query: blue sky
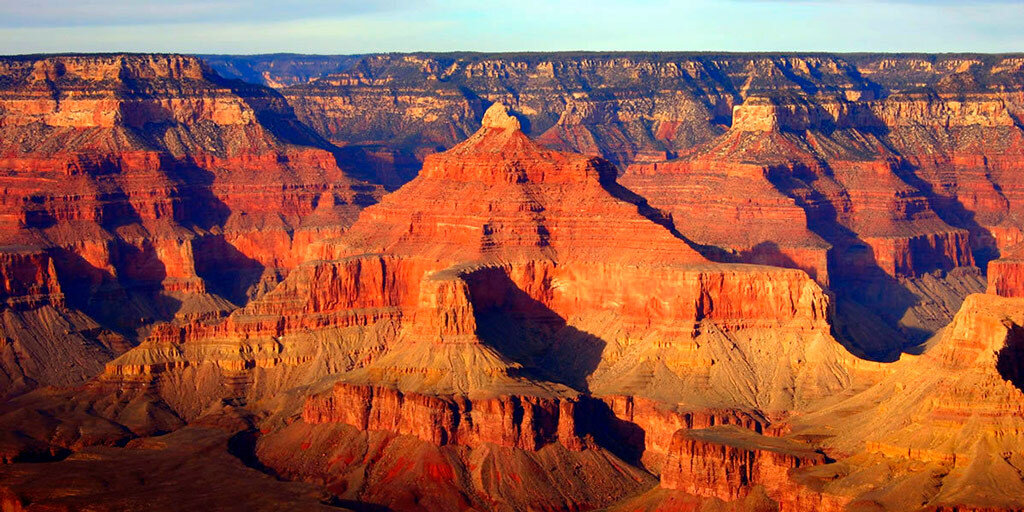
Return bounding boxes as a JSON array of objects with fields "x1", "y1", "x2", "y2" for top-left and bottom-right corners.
[{"x1": 0, "y1": 0, "x2": 1021, "y2": 54}]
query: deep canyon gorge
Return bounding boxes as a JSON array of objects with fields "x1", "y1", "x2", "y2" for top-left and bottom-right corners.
[{"x1": 0, "y1": 52, "x2": 1023, "y2": 510}]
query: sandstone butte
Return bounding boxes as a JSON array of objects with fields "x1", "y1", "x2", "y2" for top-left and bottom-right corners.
[
  {"x1": 1, "y1": 53, "x2": 1024, "y2": 512},
  {"x1": 253, "y1": 53, "x2": 1024, "y2": 359}
]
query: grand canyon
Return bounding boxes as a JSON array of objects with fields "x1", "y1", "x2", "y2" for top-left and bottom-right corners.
[{"x1": 0, "y1": 51, "x2": 1023, "y2": 511}]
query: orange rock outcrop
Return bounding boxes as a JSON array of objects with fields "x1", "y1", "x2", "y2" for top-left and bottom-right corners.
[
  {"x1": 0, "y1": 54, "x2": 380, "y2": 396},
  {"x1": 7, "y1": 52, "x2": 1024, "y2": 511},
  {"x1": 78, "y1": 103, "x2": 856, "y2": 512},
  {"x1": 660, "y1": 426, "x2": 843, "y2": 510},
  {"x1": 783, "y1": 292, "x2": 1024, "y2": 510},
  {"x1": 987, "y1": 243, "x2": 1024, "y2": 298}
]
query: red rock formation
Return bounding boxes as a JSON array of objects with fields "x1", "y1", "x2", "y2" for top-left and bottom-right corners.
[
  {"x1": 0, "y1": 247, "x2": 128, "y2": 398},
  {"x1": 7, "y1": 52, "x2": 1024, "y2": 512},
  {"x1": 0, "y1": 248, "x2": 62, "y2": 308},
  {"x1": 0, "y1": 54, "x2": 380, "y2": 395},
  {"x1": 987, "y1": 243, "x2": 1024, "y2": 298},
  {"x1": 660, "y1": 425, "x2": 842, "y2": 511},
  {"x1": 621, "y1": 93, "x2": 994, "y2": 357},
  {"x1": 623, "y1": 95, "x2": 975, "y2": 284},
  {"x1": 303, "y1": 383, "x2": 584, "y2": 451},
  {"x1": 263, "y1": 53, "x2": 1022, "y2": 356},
  {"x1": 256, "y1": 420, "x2": 656, "y2": 512},
  {"x1": 623, "y1": 158, "x2": 831, "y2": 284},
  {"x1": 114, "y1": 103, "x2": 839, "y2": 402},
  {"x1": 72, "y1": 103, "x2": 857, "y2": 512},
  {"x1": 599, "y1": 395, "x2": 768, "y2": 472},
  {"x1": 786, "y1": 293, "x2": 1024, "y2": 510}
]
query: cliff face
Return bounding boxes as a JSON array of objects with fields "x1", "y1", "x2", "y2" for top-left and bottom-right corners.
[
  {"x1": 267, "y1": 54, "x2": 881, "y2": 168},
  {"x1": 240, "y1": 54, "x2": 1024, "y2": 218},
  {"x1": 199, "y1": 52, "x2": 1024, "y2": 356},
  {"x1": 622, "y1": 94, "x2": 988, "y2": 356},
  {"x1": 302, "y1": 383, "x2": 585, "y2": 451},
  {"x1": 0, "y1": 247, "x2": 128, "y2": 398},
  {"x1": 782, "y1": 292, "x2": 1024, "y2": 511},
  {"x1": 98, "y1": 104, "x2": 846, "y2": 406},
  {"x1": 256, "y1": 420, "x2": 656, "y2": 512},
  {"x1": 0, "y1": 54, "x2": 380, "y2": 396},
  {"x1": 5, "y1": 52, "x2": 1024, "y2": 511},
  {"x1": 200, "y1": 54, "x2": 363, "y2": 88},
  {"x1": 988, "y1": 243, "x2": 1024, "y2": 298},
  {"x1": 56, "y1": 103, "x2": 861, "y2": 511},
  {"x1": 660, "y1": 426, "x2": 843, "y2": 510}
]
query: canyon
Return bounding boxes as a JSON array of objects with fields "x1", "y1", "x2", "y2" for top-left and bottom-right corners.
[{"x1": 0, "y1": 52, "x2": 1023, "y2": 511}]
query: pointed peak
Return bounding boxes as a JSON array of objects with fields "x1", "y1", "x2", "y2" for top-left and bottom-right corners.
[{"x1": 481, "y1": 103, "x2": 522, "y2": 131}]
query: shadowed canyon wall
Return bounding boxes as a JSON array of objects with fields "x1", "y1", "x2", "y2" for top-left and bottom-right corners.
[
  {"x1": 1, "y1": 52, "x2": 1024, "y2": 511},
  {"x1": 0, "y1": 54, "x2": 381, "y2": 397}
]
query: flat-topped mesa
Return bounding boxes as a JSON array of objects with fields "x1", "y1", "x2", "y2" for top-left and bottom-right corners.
[
  {"x1": 661, "y1": 425, "x2": 835, "y2": 506},
  {"x1": 987, "y1": 243, "x2": 1024, "y2": 298},
  {"x1": 0, "y1": 54, "x2": 239, "y2": 129},
  {"x1": 600, "y1": 395, "x2": 770, "y2": 473},
  {"x1": 731, "y1": 96, "x2": 835, "y2": 132},
  {"x1": 302, "y1": 382, "x2": 584, "y2": 451}
]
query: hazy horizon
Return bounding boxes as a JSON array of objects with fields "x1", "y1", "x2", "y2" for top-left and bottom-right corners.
[{"x1": 1, "y1": 0, "x2": 1022, "y2": 55}]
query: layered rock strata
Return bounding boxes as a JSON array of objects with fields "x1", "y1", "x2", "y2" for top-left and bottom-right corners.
[
  {"x1": 0, "y1": 54, "x2": 380, "y2": 396},
  {"x1": 0, "y1": 247, "x2": 127, "y2": 398},
  {"x1": 8, "y1": 51, "x2": 1024, "y2": 510},
  {"x1": 987, "y1": 243, "x2": 1024, "y2": 298},
  {"x1": 660, "y1": 425, "x2": 839, "y2": 509},
  {"x1": 73, "y1": 104, "x2": 860, "y2": 511},
  {"x1": 783, "y1": 293, "x2": 1024, "y2": 510},
  {"x1": 220, "y1": 51, "x2": 1024, "y2": 355}
]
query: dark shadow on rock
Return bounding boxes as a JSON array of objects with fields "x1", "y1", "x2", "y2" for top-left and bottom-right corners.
[
  {"x1": 210, "y1": 71, "x2": 397, "y2": 193},
  {"x1": 329, "y1": 500, "x2": 393, "y2": 512},
  {"x1": 211, "y1": 73, "x2": 335, "y2": 150},
  {"x1": 227, "y1": 429, "x2": 271, "y2": 474},
  {"x1": 193, "y1": 234, "x2": 269, "y2": 307},
  {"x1": 576, "y1": 398, "x2": 646, "y2": 467},
  {"x1": 464, "y1": 267, "x2": 605, "y2": 393},
  {"x1": 159, "y1": 154, "x2": 232, "y2": 230},
  {"x1": 598, "y1": 167, "x2": 719, "y2": 258},
  {"x1": 997, "y1": 321, "x2": 1024, "y2": 393},
  {"x1": 228, "y1": 427, "x2": 359, "y2": 510},
  {"x1": 45, "y1": 197, "x2": 185, "y2": 341},
  {"x1": 333, "y1": 144, "x2": 421, "y2": 190},
  {"x1": 891, "y1": 158, "x2": 1002, "y2": 271},
  {"x1": 766, "y1": 162, "x2": 931, "y2": 360}
]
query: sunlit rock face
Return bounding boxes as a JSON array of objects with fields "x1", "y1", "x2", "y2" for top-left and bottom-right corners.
[
  {"x1": 0, "y1": 54, "x2": 381, "y2": 396},
  {"x1": 108, "y1": 100, "x2": 842, "y2": 413},
  {"x1": 3, "y1": 52, "x2": 1024, "y2": 511},
  {"x1": 210, "y1": 52, "x2": 1024, "y2": 355},
  {"x1": 14, "y1": 98, "x2": 853, "y2": 510}
]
